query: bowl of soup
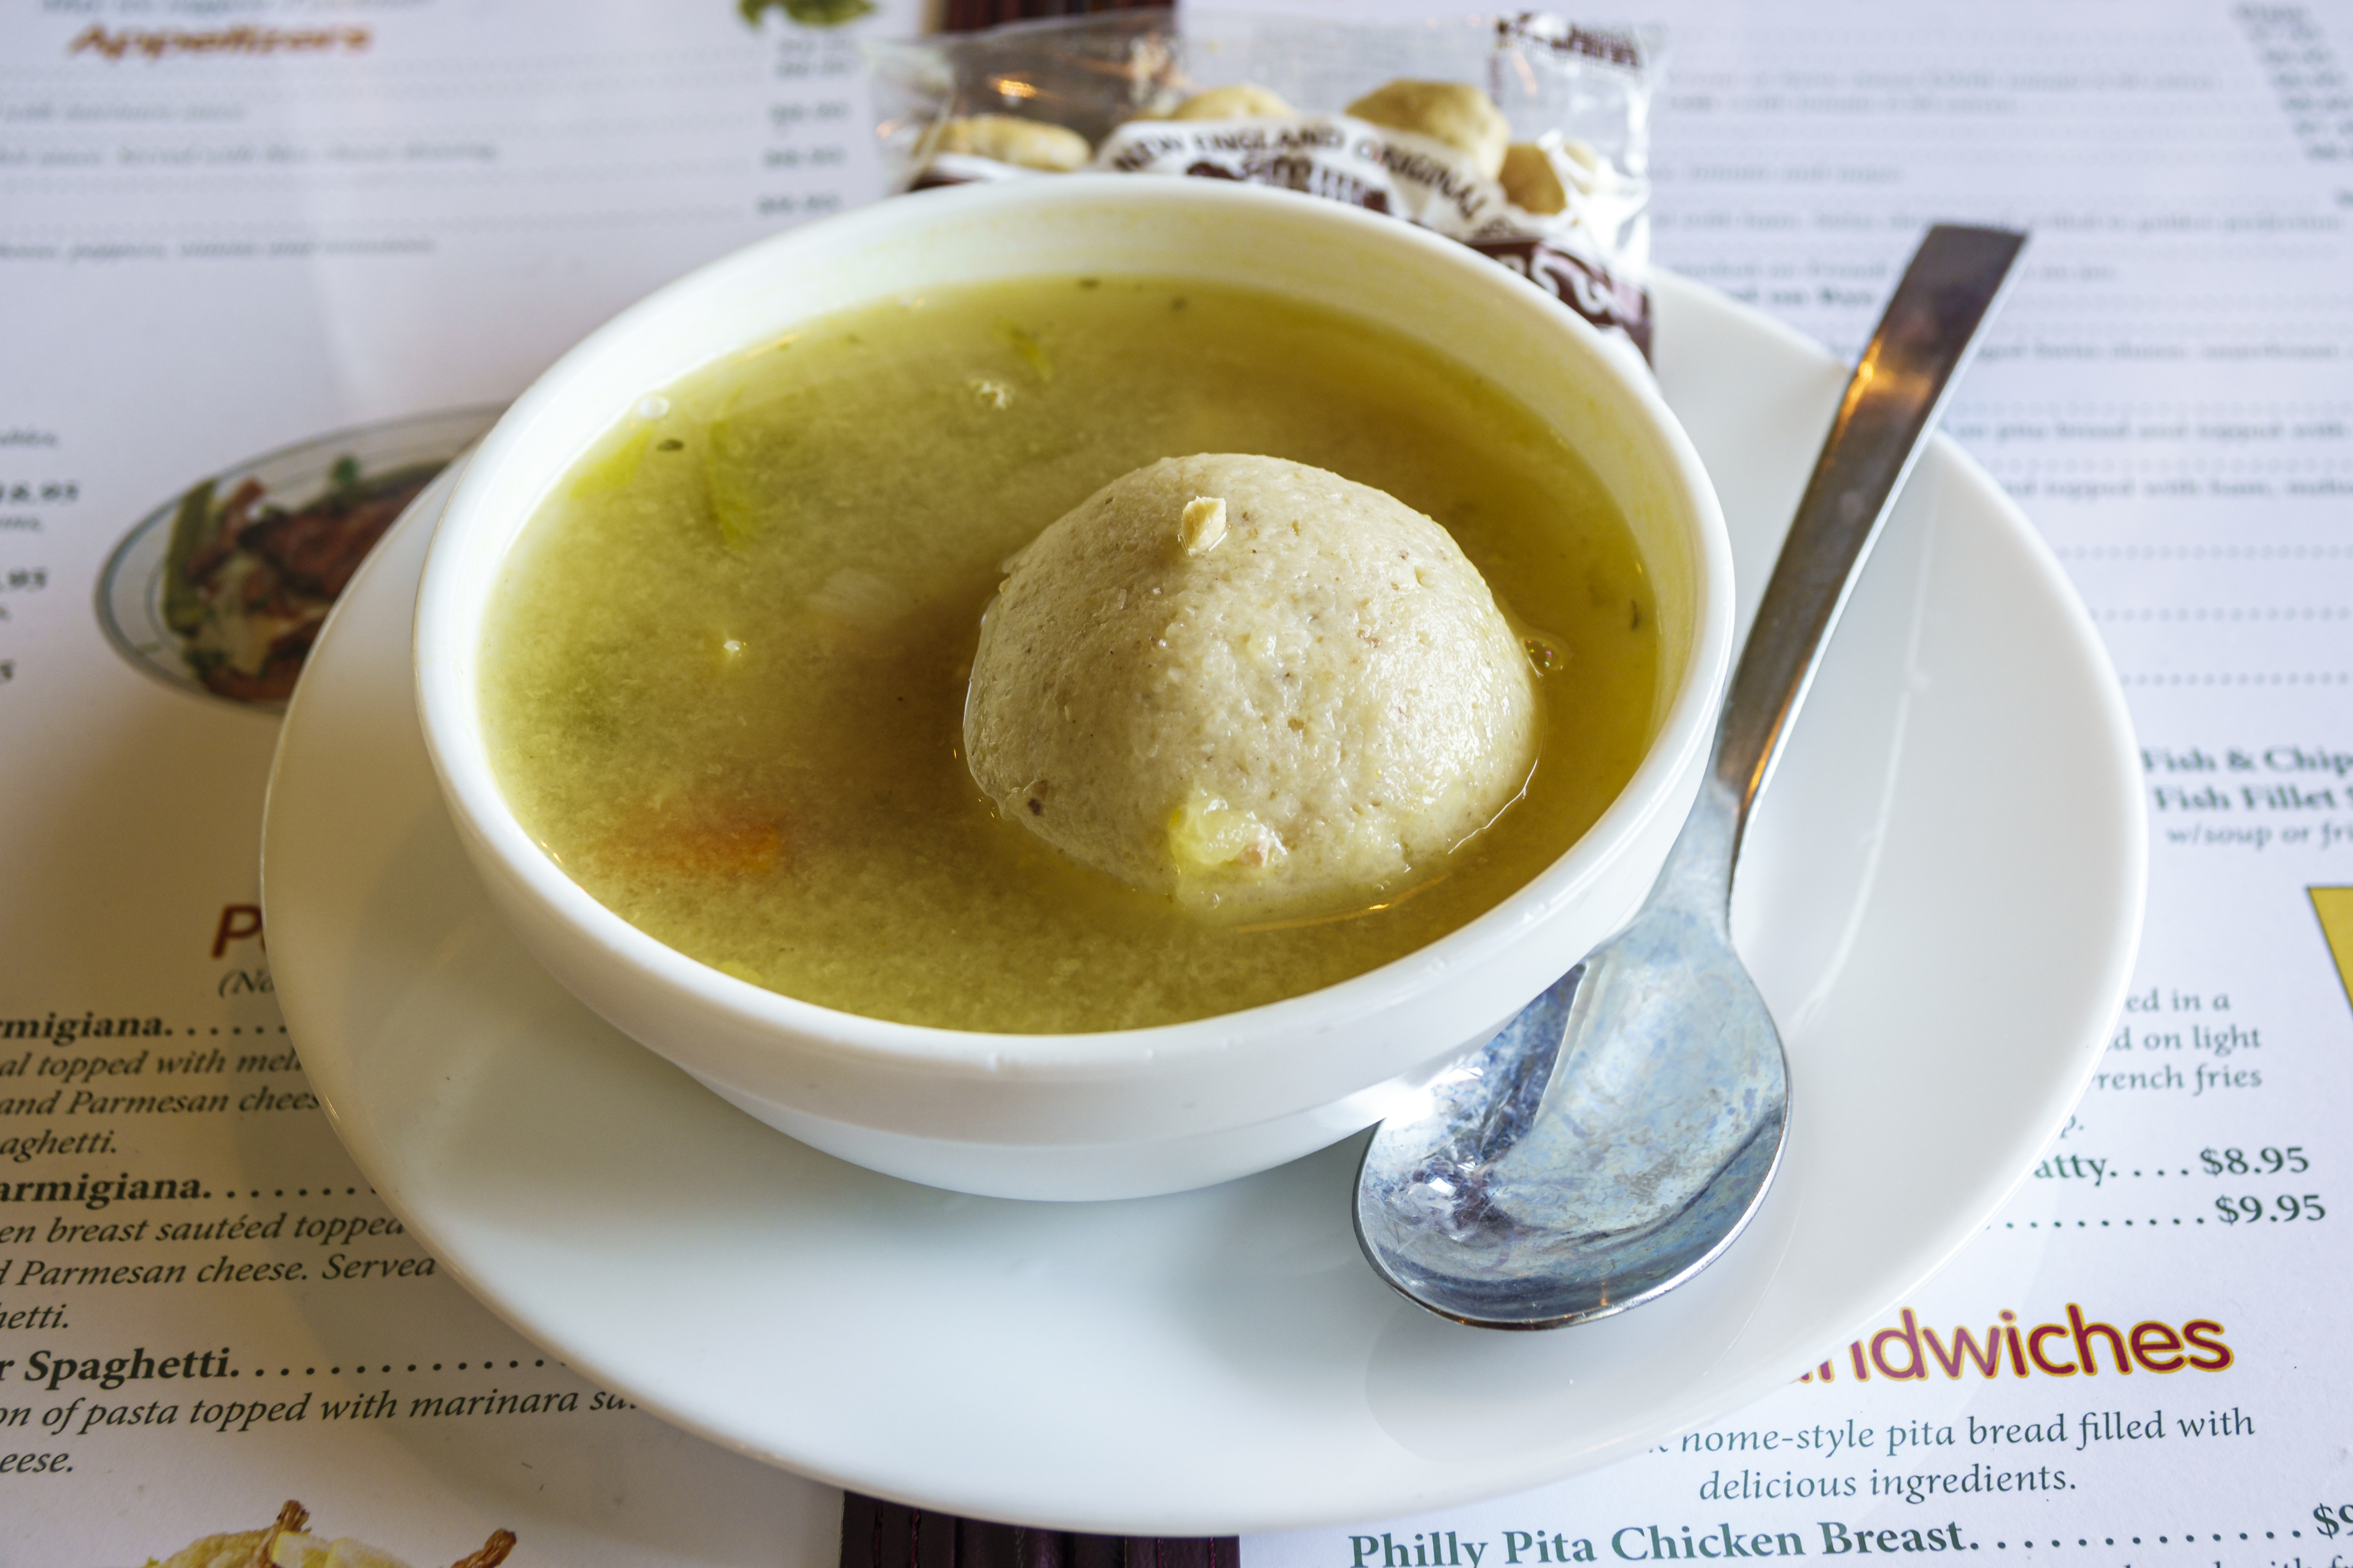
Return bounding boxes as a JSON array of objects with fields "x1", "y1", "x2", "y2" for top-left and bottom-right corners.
[{"x1": 412, "y1": 175, "x2": 1733, "y2": 1200}]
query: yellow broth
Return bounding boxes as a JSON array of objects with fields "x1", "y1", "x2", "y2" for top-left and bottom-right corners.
[{"x1": 481, "y1": 277, "x2": 1658, "y2": 1033}]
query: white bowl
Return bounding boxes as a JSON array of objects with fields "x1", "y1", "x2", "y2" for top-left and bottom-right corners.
[{"x1": 412, "y1": 176, "x2": 1733, "y2": 1201}]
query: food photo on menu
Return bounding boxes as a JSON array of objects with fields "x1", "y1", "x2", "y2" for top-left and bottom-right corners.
[{"x1": 1, "y1": 0, "x2": 2348, "y2": 1563}]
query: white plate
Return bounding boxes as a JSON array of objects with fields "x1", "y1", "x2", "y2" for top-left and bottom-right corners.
[{"x1": 262, "y1": 272, "x2": 2144, "y2": 1536}]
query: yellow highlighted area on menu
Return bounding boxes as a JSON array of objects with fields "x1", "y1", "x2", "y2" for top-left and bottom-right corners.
[{"x1": 2307, "y1": 886, "x2": 2353, "y2": 1012}]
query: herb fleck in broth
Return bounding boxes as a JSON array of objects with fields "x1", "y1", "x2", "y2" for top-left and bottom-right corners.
[{"x1": 481, "y1": 277, "x2": 1658, "y2": 1033}]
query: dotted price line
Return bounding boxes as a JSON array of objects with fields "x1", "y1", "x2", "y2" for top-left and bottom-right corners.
[
  {"x1": 252, "y1": 1358, "x2": 553, "y2": 1379},
  {"x1": 218, "y1": 1188, "x2": 375, "y2": 1198},
  {"x1": 1992, "y1": 1531, "x2": 2299, "y2": 1551}
]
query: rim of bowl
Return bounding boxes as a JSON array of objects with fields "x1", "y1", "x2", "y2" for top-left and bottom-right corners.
[{"x1": 414, "y1": 175, "x2": 1733, "y2": 1080}]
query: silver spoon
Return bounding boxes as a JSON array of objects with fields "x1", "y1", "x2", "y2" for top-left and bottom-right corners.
[{"x1": 1355, "y1": 224, "x2": 2027, "y2": 1330}]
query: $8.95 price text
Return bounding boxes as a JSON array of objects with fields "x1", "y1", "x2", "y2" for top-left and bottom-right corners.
[{"x1": 2202, "y1": 1146, "x2": 2308, "y2": 1175}]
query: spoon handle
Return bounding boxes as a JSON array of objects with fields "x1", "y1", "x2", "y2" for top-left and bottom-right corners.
[{"x1": 1710, "y1": 225, "x2": 2025, "y2": 864}]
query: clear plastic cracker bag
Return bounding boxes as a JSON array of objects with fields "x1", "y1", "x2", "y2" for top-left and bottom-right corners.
[{"x1": 864, "y1": 10, "x2": 1659, "y2": 358}]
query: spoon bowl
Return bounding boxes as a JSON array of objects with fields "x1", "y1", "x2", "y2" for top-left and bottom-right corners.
[{"x1": 1355, "y1": 792, "x2": 1785, "y2": 1328}]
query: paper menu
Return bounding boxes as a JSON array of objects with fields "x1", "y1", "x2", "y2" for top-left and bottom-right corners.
[
  {"x1": 1236, "y1": 0, "x2": 2353, "y2": 1562},
  {"x1": 0, "y1": 1, "x2": 2347, "y2": 1564},
  {"x1": 0, "y1": 0, "x2": 914, "y2": 1561}
]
